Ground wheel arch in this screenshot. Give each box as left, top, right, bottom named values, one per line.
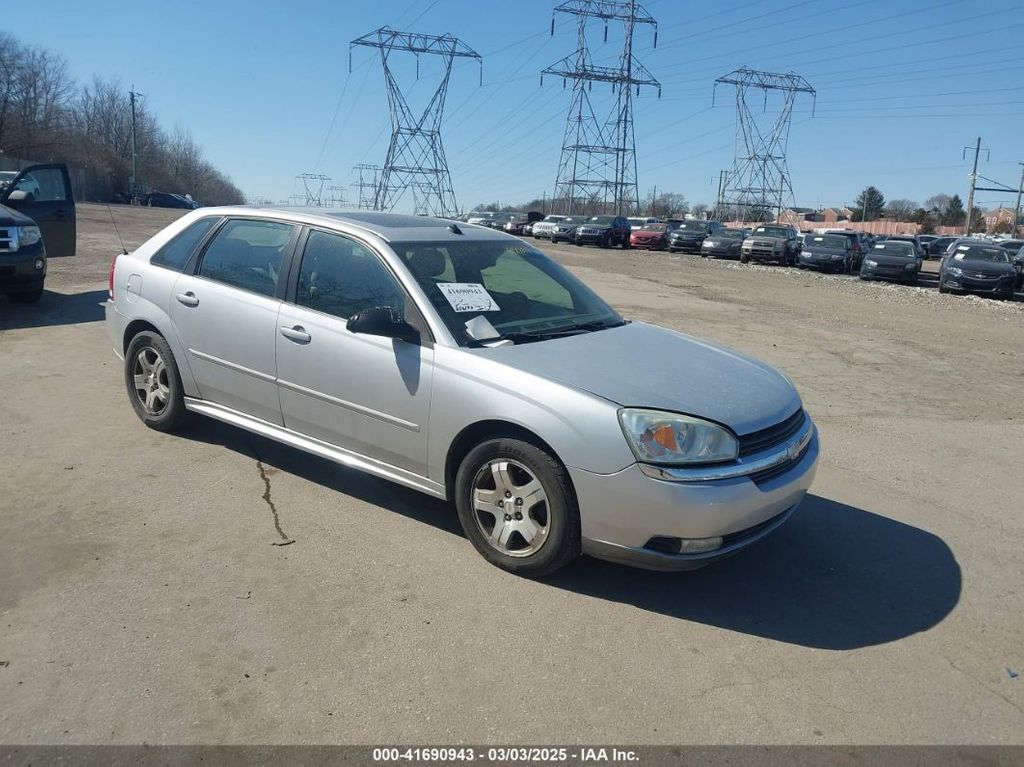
left=444, top=419, right=577, bottom=504
left=122, top=318, right=165, bottom=355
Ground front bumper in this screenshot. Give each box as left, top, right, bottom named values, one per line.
left=575, top=230, right=610, bottom=244
left=669, top=237, right=704, bottom=252
left=744, top=245, right=784, bottom=261
left=571, top=423, right=819, bottom=571
left=861, top=263, right=917, bottom=281
left=943, top=274, right=1015, bottom=295
left=799, top=254, right=845, bottom=270
left=0, top=241, right=46, bottom=291
left=702, top=245, right=740, bottom=258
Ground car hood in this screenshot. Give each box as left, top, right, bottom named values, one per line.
left=473, top=321, right=801, bottom=436
left=0, top=203, right=36, bottom=227
left=705, top=238, right=741, bottom=247
left=672, top=230, right=707, bottom=238
left=950, top=259, right=1016, bottom=275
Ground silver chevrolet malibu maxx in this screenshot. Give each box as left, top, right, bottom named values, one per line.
left=105, top=209, right=818, bottom=576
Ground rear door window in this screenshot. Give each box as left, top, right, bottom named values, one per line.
left=197, top=219, right=294, bottom=298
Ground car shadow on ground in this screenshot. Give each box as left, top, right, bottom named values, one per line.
left=180, top=419, right=961, bottom=651
left=0, top=289, right=107, bottom=330
left=547, top=494, right=961, bottom=650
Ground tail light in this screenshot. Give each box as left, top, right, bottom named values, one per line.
left=108, top=253, right=120, bottom=301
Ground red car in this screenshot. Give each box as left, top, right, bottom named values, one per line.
left=629, top=223, right=670, bottom=250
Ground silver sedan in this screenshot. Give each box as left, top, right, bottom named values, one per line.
left=105, top=209, right=818, bottom=576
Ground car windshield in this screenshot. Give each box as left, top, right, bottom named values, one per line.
left=542, top=215, right=565, bottom=223
left=676, top=221, right=708, bottom=232
left=717, top=228, right=745, bottom=239
left=587, top=216, right=615, bottom=225
left=953, top=245, right=1009, bottom=263
left=394, top=241, right=623, bottom=345
left=754, top=227, right=789, bottom=237
left=809, top=235, right=848, bottom=249
left=874, top=242, right=914, bottom=257
left=998, top=240, right=1023, bottom=251
left=641, top=224, right=666, bottom=232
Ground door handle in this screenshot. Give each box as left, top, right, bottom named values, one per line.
left=280, top=325, right=311, bottom=344
left=175, top=291, right=199, bottom=307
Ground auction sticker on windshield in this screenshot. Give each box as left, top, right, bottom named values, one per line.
left=437, top=283, right=501, bottom=312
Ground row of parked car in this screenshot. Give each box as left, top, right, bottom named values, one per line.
left=463, top=211, right=1023, bottom=300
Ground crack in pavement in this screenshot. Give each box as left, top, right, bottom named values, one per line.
left=251, top=450, right=294, bottom=546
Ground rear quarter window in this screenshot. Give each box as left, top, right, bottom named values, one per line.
left=150, top=217, right=219, bottom=271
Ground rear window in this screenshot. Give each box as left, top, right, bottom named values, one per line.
left=151, top=217, right=218, bottom=271
left=809, top=235, right=847, bottom=249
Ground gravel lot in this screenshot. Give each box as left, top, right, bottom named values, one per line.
left=1, top=204, right=1022, bottom=745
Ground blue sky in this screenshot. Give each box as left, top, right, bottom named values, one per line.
left=9, top=0, right=1024, bottom=212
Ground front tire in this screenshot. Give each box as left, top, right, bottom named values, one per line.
left=124, top=331, right=190, bottom=432
left=740, top=253, right=749, bottom=263
left=455, top=438, right=581, bottom=577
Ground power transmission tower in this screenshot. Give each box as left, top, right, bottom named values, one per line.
left=327, top=185, right=348, bottom=207
left=714, top=68, right=815, bottom=222
left=542, top=0, right=660, bottom=216
left=296, top=173, right=331, bottom=207
left=350, top=27, right=481, bottom=217
left=350, top=163, right=381, bottom=210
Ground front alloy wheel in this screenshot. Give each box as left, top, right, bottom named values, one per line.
left=472, top=459, right=549, bottom=557
left=455, top=438, right=581, bottom=577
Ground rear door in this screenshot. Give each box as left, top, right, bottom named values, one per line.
left=168, top=217, right=298, bottom=425
left=0, top=164, right=76, bottom=257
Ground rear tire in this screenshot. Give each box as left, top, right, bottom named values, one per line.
left=455, top=438, right=581, bottom=578
left=124, top=331, right=190, bottom=432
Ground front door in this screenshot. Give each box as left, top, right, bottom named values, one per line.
left=168, top=218, right=296, bottom=425
left=275, top=229, right=433, bottom=477
left=1, top=164, right=76, bottom=257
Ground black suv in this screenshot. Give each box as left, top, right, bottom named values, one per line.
left=573, top=215, right=631, bottom=248
left=0, top=163, right=76, bottom=303
left=668, top=220, right=722, bottom=253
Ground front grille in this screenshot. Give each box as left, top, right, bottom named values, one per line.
left=738, top=408, right=806, bottom=457
left=967, top=272, right=995, bottom=280
left=0, top=228, right=14, bottom=252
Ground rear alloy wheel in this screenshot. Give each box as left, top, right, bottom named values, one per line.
left=125, top=331, right=190, bottom=432
left=455, top=438, right=580, bottom=577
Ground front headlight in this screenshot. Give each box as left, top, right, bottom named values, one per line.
left=17, top=225, right=42, bottom=248
left=618, top=409, right=739, bottom=465
left=904, top=262, right=916, bottom=270
left=947, top=266, right=963, bottom=277
left=864, top=259, right=877, bottom=268
left=830, top=254, right=844, bottom=260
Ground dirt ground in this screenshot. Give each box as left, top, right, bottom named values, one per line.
left=1, top=203, right=1022, bottom=745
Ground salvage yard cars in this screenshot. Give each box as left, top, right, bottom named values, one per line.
left=105, top=209, right=819, bottom=576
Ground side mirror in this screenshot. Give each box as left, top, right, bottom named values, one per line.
left=347, top=306, right=419, bottom=343
left=4, top=189, right=34, bottom=206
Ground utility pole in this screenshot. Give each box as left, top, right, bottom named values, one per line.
left=129, top=87, right=141, bottom=197
left=1013, top=162, right=1024, bottom=237
left=962, top=137, right=985, bottom=235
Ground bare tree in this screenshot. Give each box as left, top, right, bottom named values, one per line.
left=884, top=198, right=918, bottom=222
